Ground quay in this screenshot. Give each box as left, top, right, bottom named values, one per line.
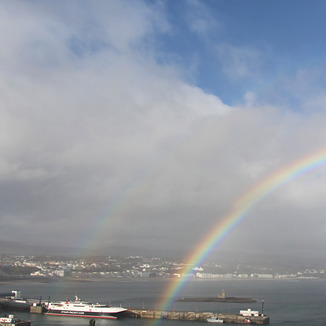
left=125, top=309, right=270, bottom=324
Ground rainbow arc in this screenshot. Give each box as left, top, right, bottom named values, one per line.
left=154, top=148, right=326, bottom=321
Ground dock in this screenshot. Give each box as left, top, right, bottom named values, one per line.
left=125, top=309, right=270, bottom=324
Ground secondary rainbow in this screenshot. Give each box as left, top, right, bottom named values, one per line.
left=155, top=148, right=326, bottom=316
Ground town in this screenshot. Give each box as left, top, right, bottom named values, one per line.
left=0, top=254, right=325, bottom=281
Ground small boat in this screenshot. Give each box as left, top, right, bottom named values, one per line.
left=207, top=317, right=224, bottom=323
left=0, top=314, right=31, bottom=326
left=45, top=296, right=127, bottom=319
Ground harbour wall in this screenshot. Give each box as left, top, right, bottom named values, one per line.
left=0, top=298, right=270, bottom=324
left=125, top=309, right=270, bottom=324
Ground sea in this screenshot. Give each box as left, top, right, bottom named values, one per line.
left=1, top=278, right=326, bottom=326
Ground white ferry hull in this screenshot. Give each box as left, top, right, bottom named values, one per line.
left=45, top=311, right=118, bottom=319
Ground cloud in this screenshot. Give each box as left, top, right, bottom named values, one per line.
left=184, top=0, right=219, bottom=37
left=0, top=0, right=326, bottom=260
left=216, top=43, right=262, bottom=81
left=0, top=1, right=230, bottom=249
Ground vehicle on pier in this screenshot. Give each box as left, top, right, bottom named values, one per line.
left=207, top=316, right=224, bottom=323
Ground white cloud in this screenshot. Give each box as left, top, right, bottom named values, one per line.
left=184, top=0, right=219, bottom=37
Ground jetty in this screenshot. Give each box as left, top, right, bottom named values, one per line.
left=125, top=308, right=269, bottom=324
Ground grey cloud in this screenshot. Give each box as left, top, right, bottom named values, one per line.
left=0, top=1, right=326, bottom=261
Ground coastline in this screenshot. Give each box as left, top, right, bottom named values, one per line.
left=0, top=275, right=324, bottom=286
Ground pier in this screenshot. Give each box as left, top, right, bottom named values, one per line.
left=125, top=309, right=270, bottom=324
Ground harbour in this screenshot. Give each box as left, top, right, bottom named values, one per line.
left=1, top=278, right=326, bottom=325
left=0, top=290, right=269, bottom=324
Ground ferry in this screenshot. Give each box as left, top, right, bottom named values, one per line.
left=45, top=296, right=127, bottom=319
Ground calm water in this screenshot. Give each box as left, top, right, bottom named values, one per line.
left=1, top=278, right=326, bottom=325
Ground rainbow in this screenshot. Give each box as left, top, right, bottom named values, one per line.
left=155, top=148, right=326, bottom=318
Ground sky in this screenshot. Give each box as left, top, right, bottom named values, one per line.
left=1, top=0, right=326, bottom=260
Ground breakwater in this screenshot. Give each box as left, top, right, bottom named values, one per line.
left=0, top=299, right=270, bottom=324
left=125, top=309, right=270, bottom=324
